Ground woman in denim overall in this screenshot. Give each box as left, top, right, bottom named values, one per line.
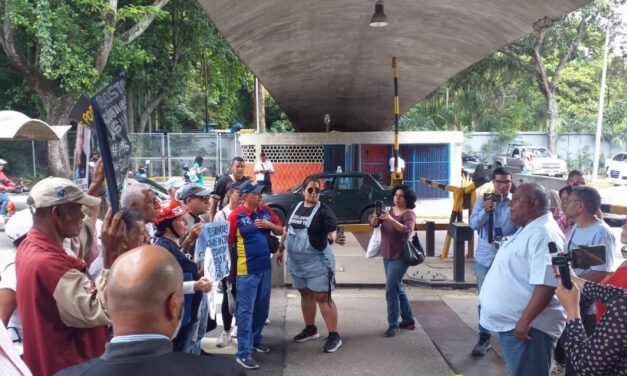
left=276, top=177, right=345, bottom=353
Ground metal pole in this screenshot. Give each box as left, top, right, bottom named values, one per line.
left=453, top=239, right=465, bottom=282
left=255, top=77, right=260, bottom=133
left=391, top=56, right=402, bottom=186
left=425, top=220, right=435, bottom=257
left=32, top=140, right=36, bottom=177
left=592, top=21, right=610, bottom=182
left=161, top=134, right=166, bottom=179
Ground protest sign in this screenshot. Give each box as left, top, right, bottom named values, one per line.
left=195, top=222, right=231, bottom=282
left=69, top=94, right=94, bottom=191
left=90, top=77, right=132, bottom=213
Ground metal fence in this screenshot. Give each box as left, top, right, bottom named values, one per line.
left=0, top=132, right=240, bottom=183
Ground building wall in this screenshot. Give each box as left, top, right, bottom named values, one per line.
left=239, top=131, right=464, bottom=198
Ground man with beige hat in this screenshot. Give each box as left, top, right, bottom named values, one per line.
left=16, top=177, right=126, bottom=376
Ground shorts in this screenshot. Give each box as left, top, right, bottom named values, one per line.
left=291, top=272, right=334, bottom=292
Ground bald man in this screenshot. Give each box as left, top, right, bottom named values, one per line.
left=55, top=245, right=244, bottom=376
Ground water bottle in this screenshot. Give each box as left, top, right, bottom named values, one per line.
left=336, top=165, right=342, bottom=173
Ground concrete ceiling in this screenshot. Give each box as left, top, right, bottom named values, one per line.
left=197, top=0, right=591, bottom=132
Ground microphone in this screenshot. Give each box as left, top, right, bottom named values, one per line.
left=549, top=242, right=572, bottom=289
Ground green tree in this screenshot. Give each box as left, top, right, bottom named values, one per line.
left=0, top=0, right=170, bottom=175
left=500, top=0, right=617, bottom=153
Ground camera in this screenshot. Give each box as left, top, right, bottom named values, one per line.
left=550, top=245, right=606, bottom=269
left=483, top=193, right=503, bottom=202
left=375, top=200, right=383, bottom=216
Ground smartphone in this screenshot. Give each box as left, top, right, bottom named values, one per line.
left=337, top=225, right=345, bottom=236
left=375, top=200, right=383, bottom=216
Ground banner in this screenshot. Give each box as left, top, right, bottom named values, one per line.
left=90, top=77, right=132, bottom=213
left=195, top=222, right=230, bottom=282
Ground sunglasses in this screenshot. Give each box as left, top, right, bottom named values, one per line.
left=306, top=187, right=321, bottom=194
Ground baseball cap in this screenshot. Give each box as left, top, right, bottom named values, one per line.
left=27, top=177, right=101, bottom=209
left=6, top=208, right=32, bottom=244
left=239, top=180, right=265, bottom=195
left=178, top=183, right=212, bottom=201
left=0, top=158, right=7, bottom=165
left=227, top=181, right=241, bottom=192
left=165, top=178, right=186, bottom=191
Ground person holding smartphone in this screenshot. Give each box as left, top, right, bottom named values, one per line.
left=370, top=184, right=417, bottom=338
left=275, top=177, right=346, bottom=353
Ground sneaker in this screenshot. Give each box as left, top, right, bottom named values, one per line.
left=384, top=327, right=400, bottom=337
left=399, top=319, right=416, bottom=330
left=216, top=331, right=232, bottom=348
left=265, top=318, right=270, bottom=325
left=471, top=336, right=492, bottom=356
left=323, top=333, right=343, bottom=353
left=294, top=326, right=320, bottom=343
left=253, top=343, right=270, bottom=353
left=236, top=356, right=259, bottom=370
left=231, top=325, right=237, bottom=338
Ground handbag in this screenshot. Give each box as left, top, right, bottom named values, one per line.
left=402, top=233, right=425, bottom=266
left=266, top=232, right=280, bottom=254
left=366, top=227, right=382, bottom=258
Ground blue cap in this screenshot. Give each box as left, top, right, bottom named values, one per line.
left=239, top=180, right=265, bottom=195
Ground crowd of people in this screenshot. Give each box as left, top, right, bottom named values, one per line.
left=0, top=152, right=625, bottom=376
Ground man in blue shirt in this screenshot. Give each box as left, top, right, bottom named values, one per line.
left=469, top=167, right=519, bottom=356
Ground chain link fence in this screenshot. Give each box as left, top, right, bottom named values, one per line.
left=0, top=132, right=240, bottom=186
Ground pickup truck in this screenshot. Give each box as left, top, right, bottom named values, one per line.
left=494, top=144, right=568, bottom=177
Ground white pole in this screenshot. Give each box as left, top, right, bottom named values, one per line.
left=592, top=21, right=610, bottom=182
left=255, top=77, right=260, bottom=133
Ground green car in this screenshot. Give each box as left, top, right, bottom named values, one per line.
left=261, top=172, right=393, bottom=224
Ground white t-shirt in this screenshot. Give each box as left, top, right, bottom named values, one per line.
left=479, top=213, right=566, bottom=339
left=0, top=263, right=22, bottom=349
left=254, top=160, right=274, bottom=182
left=388, top=157, right=405, bottom=172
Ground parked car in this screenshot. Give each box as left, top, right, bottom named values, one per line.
left=605, top=152, right=627, bottom=186
left=261, top=172, right=393, bottom=224
left=494, top=143, right=567, bottom=177
left=126, top=177, right=169, bottom=201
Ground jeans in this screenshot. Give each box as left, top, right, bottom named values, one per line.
left=0, top=192, right=9, bottom=215
left=236, top=270, right=271, bottom=358
left=190, top=294, right=209, bottom=355
left=383, top=259, right=414, bottom=328
left=475, top=261, right=491, bottom=337
left=499, top=327, right=557, bottom=376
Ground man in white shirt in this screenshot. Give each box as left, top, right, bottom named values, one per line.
left=254, top=152, right=274, bottom=194
left=479, top=183, right=566, bottom=376
left=388, top=155, right=405, bottom=173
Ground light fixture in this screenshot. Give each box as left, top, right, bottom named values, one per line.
left=369, top=0, right=388, bottom=27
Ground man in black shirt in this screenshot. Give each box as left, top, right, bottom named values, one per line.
left=209, top=157, right=249, bottom=222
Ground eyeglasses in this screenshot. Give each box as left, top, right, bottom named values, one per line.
left=493, top=180, right=512, bottom=186
left=306, top=187, right=321, bottom=194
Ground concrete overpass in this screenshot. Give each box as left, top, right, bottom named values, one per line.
left=197, top=0, right=591, bottom=132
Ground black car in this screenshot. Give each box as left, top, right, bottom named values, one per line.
left=262, top=172, right=393, bottom=224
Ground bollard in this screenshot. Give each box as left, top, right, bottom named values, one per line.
left=447, top=222, right=473, bottom=283
left=425, top=220, right=435, bottom=257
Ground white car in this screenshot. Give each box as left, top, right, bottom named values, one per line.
left=605, top=152, right=627, bottom=186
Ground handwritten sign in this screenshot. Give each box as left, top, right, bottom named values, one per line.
left=195, top=222, right=230, bottom=282
left=91, top=77, right=131, bottom=193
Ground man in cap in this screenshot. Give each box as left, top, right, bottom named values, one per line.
left=54, top=245, right=244, bottom=376
left=16, top=177, right=127, bottom=376
left=228, top=180, right=282, bottom=370
left=178, top=183, right=212, bottom=256
left=177, top=183, right=213, bottom=352
left=165, top=178, right=186, bottom=201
